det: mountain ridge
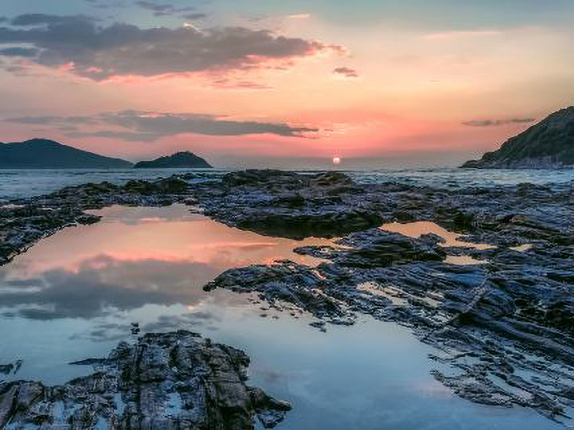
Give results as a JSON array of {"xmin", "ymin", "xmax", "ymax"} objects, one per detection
[
  {"xmin": 0, "ymin": 140, "xmax": 213, "ymax": 170},
  {"xmin": 0, "ymin": 138, "xmax": 133, "ymax": 169}
]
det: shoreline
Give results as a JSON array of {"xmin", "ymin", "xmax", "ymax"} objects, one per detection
[{"xmin": 2, "ymin": 169, "xmax": 574, "ymax": 427}]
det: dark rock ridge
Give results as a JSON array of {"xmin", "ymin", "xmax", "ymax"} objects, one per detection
[
  {"xmin": 195, "ymin": 169, "xmax": 383, "ymax": 239},
  {"xmin": 0, "ymin": 138, "xmax": 133, "ymax": 169},
  {"xmin": 134, "ymin": 152, "xmax": 212, "ymax": 169},
  {"xmin": 462, "ymin": 107, "xmax": 574, "ymax": 169},
  {"xmin": 0, "ymin": 331, "xmax": 291, "ymax": 430},
  {"xmin": 3, "ymin": 170, "xmax": 574, "ymax": 424}
]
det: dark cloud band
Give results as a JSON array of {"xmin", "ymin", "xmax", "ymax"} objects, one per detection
[
  {"xmin": 135, "ymin": 1, "xmax": 202, "ymax": 18},
  {"xmin": 0, "ymin": 14, "xmax": 339, "ymax": 80},
  {"xmin": 0, "ymin": 47, "xmax": 39, "ymax": 57},
  {"xmin": 463, "ymin": 118, "xmax": 535, "ymax": 127},
  {"xmin": 333, "ymin": 67, "xmax": 359, "ymax": 78},
  {"xmin": 7, "ymin": 110, "xmax": 319, "ymax": 140}
]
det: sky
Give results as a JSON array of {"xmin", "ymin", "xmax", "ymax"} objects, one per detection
[{"xmin": 0, "ymin": 0, "xmax": 573, "ymax": 169}]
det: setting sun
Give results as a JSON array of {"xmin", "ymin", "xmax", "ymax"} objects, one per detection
[{"xmin": 333, "ymin": 157, "xmax": 342, "ymax": 165}]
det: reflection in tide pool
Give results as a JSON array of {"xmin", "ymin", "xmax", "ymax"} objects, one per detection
[
  {"xmin": 511, "ymin": 244, "xmax": 534, "ymax": 252},
  {"xmin": 381, "ymin": 221, "xmax": 494, "ymax": 250},
  {"xmin": 0, "ymin": 205, "xmax": 560, "ymax": 430},
  {"xmin": 382, "ymin": 221, "xmax": 492, "ymax": 265}
]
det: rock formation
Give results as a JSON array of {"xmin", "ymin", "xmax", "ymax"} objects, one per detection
[
  {"xmin": 3, "ymin": 170, "xmax": 574, "ymax": 424},
  {"xmin": 0, "ymin": 331, "xmax": 291, "ymax": 430}
]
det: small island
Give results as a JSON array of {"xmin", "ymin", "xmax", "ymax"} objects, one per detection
[
  {"xmin": 462, "ymin": 106, "xmax": 574, "ymax": 169},
  {"xmin": 134, "ymin": 151, "xmax": 213, "ymax": 169}
]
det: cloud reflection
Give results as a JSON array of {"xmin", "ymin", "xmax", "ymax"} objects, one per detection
[
  {"xmin": 0, "ymin": 256, "xmax": 220, "ymax": 320},
  {"xmin": 0, "ymin": 206, "xmax": 332, "ymax": 321}
]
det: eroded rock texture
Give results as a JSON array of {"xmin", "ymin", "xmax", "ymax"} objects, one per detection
[
  {"xmin": 206, "ymin": 229, "xmax": 574, "ymax": 424},
  {"xmin": 0, "ymin": 331, "xmax": 291, "ymax": 430},
  {"xmin": 3, "ymin": 169, "xmax": 574, "ymax": 426},
  {"xmin": 194, "ymin": 170, "xmax": 383, "ymax": 239}
]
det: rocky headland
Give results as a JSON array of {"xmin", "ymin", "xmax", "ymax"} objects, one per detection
[
  {"xmin": 463, "ymin": 106, "xmax": 574, "ymax": 169},
  {"xmin": 0, "ymin": 139, "xmax": 213, "ymax": 170},
  {"xmin": 2, "ymin": 169, "xmax": 574, "ymax": 425}
]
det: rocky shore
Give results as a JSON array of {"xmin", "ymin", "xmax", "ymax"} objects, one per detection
[
  {"xmin": 0, "ymin": 331, "xmax": 291, "ymax": 430},
  {"xmin": 2, "ymin": 169, "xmax": 574, "ymax": 425}
]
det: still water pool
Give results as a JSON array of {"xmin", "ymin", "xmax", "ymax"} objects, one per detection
[{"xmin": 0, "ymin": 205, "xmax": 561, "ymax": 429}]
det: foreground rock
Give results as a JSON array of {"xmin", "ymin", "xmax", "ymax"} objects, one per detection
[
  {"xmin": 207, "ymin": 238, "xmax": 574, "ymax": 423},
  {"xmin": 0, "ymin": 170, "xmax": 383, "ymax": 264},
  {"xmin": 191, "ymin": 170, "xmax": 574, "ymax": 248},
  {"xmin": 3, "ymin": 169, "xmax": 574, "ymax": 425},
  {"xmin": 462, "ymin": 106, "xmax": 574, "ymax": 168},
  {"xmin": 0, "ymin": 331, "xmax": 291, "ymax": 430}
]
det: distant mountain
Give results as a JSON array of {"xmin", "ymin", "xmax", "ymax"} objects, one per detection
[
  {"xmin": 134, "ymin": 151, "xmax": 213, "ymax": 169},
  {"xmin": 462, "ymin": 107, "xmax": 574, "ymax": 169},
  {"xmin": 0, "ymin": 138, "xmax": 132, "ymax": 169}
]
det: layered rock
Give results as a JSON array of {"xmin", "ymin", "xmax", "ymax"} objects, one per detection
[
  {"xmin": 0, "ymin": 331, "xmax": 291, "ymax": 430},
  {"xmin": 3, "ymin": 170, "xmax": 574, "ymax": 425},
  {"xmin": 206, "ymin": 237, "xmax": 574, "ymax": 422}
]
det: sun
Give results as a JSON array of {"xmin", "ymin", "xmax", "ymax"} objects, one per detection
[{"xmin": 332, "ymin": 157, "xmax": 342, "ymax": 165}]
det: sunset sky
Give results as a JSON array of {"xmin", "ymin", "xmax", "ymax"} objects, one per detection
[{"xmin": 1, "ymin": 0, "xmax": 573, "ymax": 169}]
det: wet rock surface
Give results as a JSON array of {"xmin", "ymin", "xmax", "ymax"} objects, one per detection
[
  {"xmin": 193, "ymin": 170, "xmax": 383, "ymax": 239},
  {"xmin": 194, "ymin": 171, "xmax": 574, "ymax": 424},
  {"xmin": 191, "ymin": 170, "xmax": 574, "ymax": 246},
  {"xmin": 3, "ymin": 169, "xmax": 574, "ymax": 425},
  {"xmin": 0, "ymin": 331, "xmax": 291, "ymax": 430},
  {"xmin": 207, "ymin": 244, "xmax": 574, "ymax": 423}
]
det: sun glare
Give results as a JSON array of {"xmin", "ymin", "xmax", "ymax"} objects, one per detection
[{"xmin": 332, "ymin": 157, "xmax": 342, "ymax": 165}]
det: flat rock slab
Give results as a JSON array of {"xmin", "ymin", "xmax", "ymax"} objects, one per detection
[{"xmin": 0, "ymin": 330, "xmax": 291, "ymax": 430}]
